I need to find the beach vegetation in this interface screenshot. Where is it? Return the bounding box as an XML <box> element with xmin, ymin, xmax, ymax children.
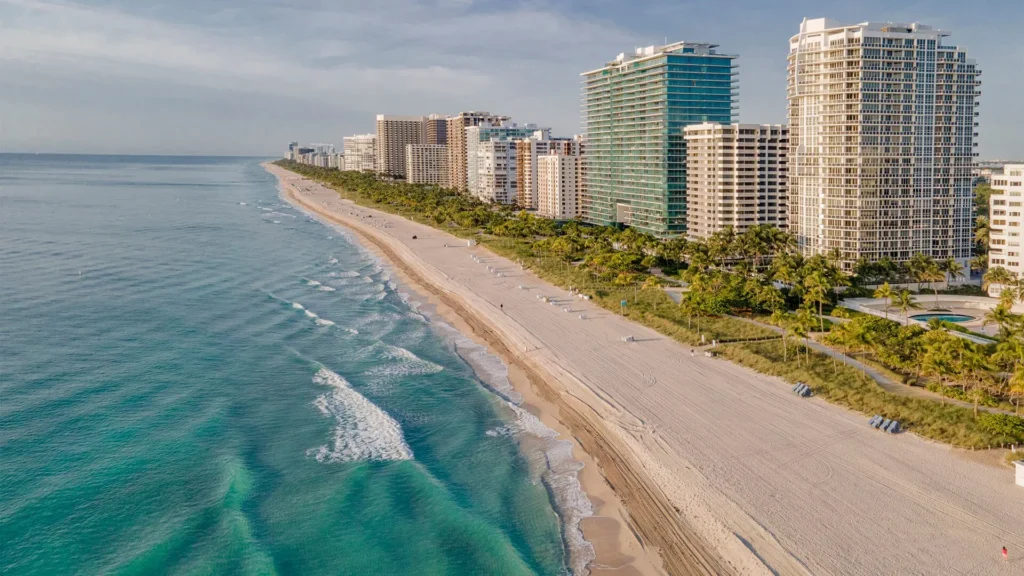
<box><xmin>277</xmin><ymin>160</ymin><xmax>1024</xmax><ymax>448</ymax></box>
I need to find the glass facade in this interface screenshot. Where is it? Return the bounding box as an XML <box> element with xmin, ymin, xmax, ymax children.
<box><xmin>582</xmin><ymin>43</ymin><xmax>737</xmax><ymax>237</ymax></box>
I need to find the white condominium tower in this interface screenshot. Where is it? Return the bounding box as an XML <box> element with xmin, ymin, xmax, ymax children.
<box><xmin>536</xmin><ymin>151</ymin><xmax>580</xmax><ymax>219</ymax></box>
<box><xmin>343</xmin><ymin>134</ymin><xmax>377</xmax><ymax>172</ymax></box>
<box><xmin>376</xmin><ymin>115</ymin><xmax>427</xmax><ymax>178</ymax></box>
<box><xmin>406</xmin><ymin>144</ymin><xmax>448</xmax><ymax>186</ymax></box>
<box><xmin>684</xmin><ymin>123</ymin><xmax>788</xmax><ymax>239</ymax></box>
<box><xmin>788</xmin><ymin>19</ymin><xmax>981</xmax><ymax>269</ymax></box>
<box><xmin>988</xmin><ymin>165</ymin><xmax>1024</xmax><ymax>296</ymax></box>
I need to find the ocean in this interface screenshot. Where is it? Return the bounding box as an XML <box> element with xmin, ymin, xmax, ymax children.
<box><xmin>0</xmin><ymin>155</ymin><xmax>591</xmax><ymax>575</ymax></box>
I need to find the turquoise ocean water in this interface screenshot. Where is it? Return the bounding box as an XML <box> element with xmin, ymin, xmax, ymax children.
<box><xmin>0</xmin><ymin>155</ymin><xmax>591</xmax><ymax>575</ymax></box>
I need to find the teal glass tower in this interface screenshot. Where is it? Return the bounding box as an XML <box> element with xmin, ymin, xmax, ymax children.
<box><xmin>581</xmin><ymin>42</ymin><xmax>738</xmax><ymax>237</ymax></box>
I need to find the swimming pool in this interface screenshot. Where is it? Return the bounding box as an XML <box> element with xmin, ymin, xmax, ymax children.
<box><xmin>910</xmin><ymin>313</ymin><xmax>975</xmax><ymax>323</ymax></box>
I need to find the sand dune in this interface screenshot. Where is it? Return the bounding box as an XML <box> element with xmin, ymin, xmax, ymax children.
<box><xmin>267</xmin><ymin>164</ymin><xmax>1024</xmax><ymax>576</ymax></box>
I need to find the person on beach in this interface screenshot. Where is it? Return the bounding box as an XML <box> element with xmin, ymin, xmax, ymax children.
<box><xmin>500</xmin><ymin>303</ymin><xmax>504</xmax><ymax>312</ymax></box>
<box><xmin>1004</xmin><ymin>546</ymin><xmax>1009</xmax><ymax>563</ymax></box>
<box><xmin>690</xmin><ymin>349</ymin><xmax>694</xmax><ymax>357</ymax></box>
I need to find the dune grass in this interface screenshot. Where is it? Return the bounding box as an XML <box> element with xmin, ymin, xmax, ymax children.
<box><xmin>718</xmin><ymin>340</ymin><xmax>1024</xmax><ymax>448</ymax></box>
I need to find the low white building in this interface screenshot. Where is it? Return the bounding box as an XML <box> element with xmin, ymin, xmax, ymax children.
<box><xmin>988</xmin><ymin>164</ymin><xmax>1024</xmax><ymax>296</ymax></box>
<box><xmin>536</xmin><ymin>151</ymin><xmax>579</xmax><ymax>219</ymax></box>
<box><xmin>343</xmin><ymin>134</ymin><xmax>377</xmax><ymax>172</ymax></box>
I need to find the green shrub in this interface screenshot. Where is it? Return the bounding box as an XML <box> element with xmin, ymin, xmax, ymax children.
<box><xmin>977</xmin><ymin>413</ymin><xmax>1024</xmax><ymax>442</ymax></box>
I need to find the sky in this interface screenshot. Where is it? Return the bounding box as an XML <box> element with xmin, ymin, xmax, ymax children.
<box><xmin>1</xmin><ymin>0</ymin><xmax>1021</xmax><ymax>158</ymax></box>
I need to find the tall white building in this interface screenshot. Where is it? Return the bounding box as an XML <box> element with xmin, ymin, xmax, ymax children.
<box><xmin>467</xmin><ymin>122</ymin><xmax>550</xmax><ymax>204</ymax></box>
<box><xmin>537</xmin><ymin>151</ymin><xmax>580</xmax><ymax>219</ymax></box>
<box><xmin>343</xmin><ymin>134</ymin><xmax>378</xmax><ymax>172</ymax></box>
<box><xmin>988</xmin><ymin>165</ymin><xmax>1024</xmax><ymax>296</ymax></box>
<box><xmin>684</xmin><ymin>123</ymin><xmax>789</xmax><ymax>239</ymax></box>
<box><xmin>788</xmin><ymin>18</ymin><xmax>981</xmax><ymax>269</ymax></box>
<box><xmin>376</xmin><ymin>115</ymin><xmax>427</xmax><ymax>178</ymax></box>
<box><xmin>406</xmin><ymin>144</ymin><xmax>448</xmax><ymax>186</ymax></box>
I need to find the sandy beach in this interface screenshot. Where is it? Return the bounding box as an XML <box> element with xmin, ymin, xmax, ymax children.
<box><xmin>267</xmin><ymin>163</ymin><xmax>1024</xmax><ymax>576</ymax></box>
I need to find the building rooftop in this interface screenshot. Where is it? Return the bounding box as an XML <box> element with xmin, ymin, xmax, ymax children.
<box><xmin>582</xmin><ymin>40</ymin><xmax>736</xmax><ymax>76</ymax></box>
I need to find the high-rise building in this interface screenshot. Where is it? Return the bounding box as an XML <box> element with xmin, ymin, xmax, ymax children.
<box><xmin>684</xmin><ymin>123</ymin><xmax>789</xmax><ymax>239</ymax></box>
<box><xmin>446</xmin><ymin>111</ymin><xmax>510</xmax><ymax>192</ymax></box>
<box><xmin>581</xmin><ymin>41</ymin><xmax>738</xmax><ymax>237</ymax></box>
<box><xmin>988</xmin><ymin>165</ymin><xmax>1024</xmax><ymax>296</ymax></box>
<box><xmin>376</xmin><ymin>115</ymin><xmax>427</xmax><ymax>178</ymax></box>
<box><xmin>406</xmin><ymin>144</ymin><xmax>448</xmax><ymax>186</ymax></box>
<box><xmin>467</xmin><ymin>122</ymin><xmax>550</xmax><ymax>204</ymax></box>
<box><xmin>537</xmin><ymin>151</ymin><xmax>580</xmax><ymax>219</ymax></box>
<box><xmin>516</xmin><ymin>134</ymin><xmax>578</xmax><ymax>209</ymax></box>
<box><xmin>343</xmin><ymin>134</ymin><xmax>378</xmax><ymax>172</ymax></box>
<box><xmin>426</xmin><ymin>114</ymin><xmax>448</xmax><ymax>145</ymax></box>
<box><xmin>788</xmin><ymin>19</ymin><xmax>981</xmax><ymax>269</ymax></box>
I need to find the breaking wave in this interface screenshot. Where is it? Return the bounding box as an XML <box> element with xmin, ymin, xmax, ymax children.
<box><xmin>307</xmin><ymin>368</ymin><xmax>413</xmax><ymax>463</ymax></box>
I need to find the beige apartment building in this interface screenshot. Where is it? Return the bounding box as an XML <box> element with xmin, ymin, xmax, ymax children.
<box><xmin>537</xmin><ymin>151</ymin><xmax>580</xmax><ymax>219</ymax></box>
<box><xmin>376</xmin><ymin>115</ymin><xmax>427</xmax><ymax>178</ymax></box>
<box><xmin>516</xmin><ymin>135</ymin><xmax>580</xmax><ymax>209</ymax></box>
<box><xmin>445</xmin><ymin>111</ymin><xmax>509</xmax><ymax>192</ymax></box>
<box><xmin>342</xmin><ymin>134</ymin><xmax>377</xmax><ymax>172</ymax></box>
<box><xmin>684</xmin><ymin>123</ymin><xmax>789</xmax><ymax>239</ymax></box>
<box><xmin>988</xmin><ymin>165</ymin><xmax>1024</xmax><ymax>296</ymax></box>
<box><xmin>788</xmin><ymin>18</ymin><xmax>981</xmax><ymax>269</ymax></box>
<box><xmin>406</xmin><ymin>144</ymin><xmax>448</xmax><ymax>186</ymax></box>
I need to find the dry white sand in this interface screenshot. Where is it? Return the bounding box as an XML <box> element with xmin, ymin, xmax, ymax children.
<box><xmin>269</xmin><ymin>164</ymin><xmax>1024</xmax><ymax>576</ymax></box>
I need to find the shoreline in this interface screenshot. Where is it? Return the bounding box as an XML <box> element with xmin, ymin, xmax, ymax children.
<box><xmin>265</xmin><ymin>163</ymin><xmax>1024</xmax><ymax>576</ymax></box>
<box><xmin>267</xmin><ymin>163</ymin><xmax>669</xmax><ymax>575</ymax></box>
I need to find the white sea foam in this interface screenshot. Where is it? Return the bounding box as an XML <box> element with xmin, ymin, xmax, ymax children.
<box><xmin>307</xmin><ymin>279</ymin><xmax>322</xmax><ymax>287</ymax></box>
<box><xmin>239</xmin><ymin>202</ymin><xmax>248</xmax><ymax>206</ymax></box>
<box><xmin>317</xmin><ymin>285</ymin><xmax>336</xmax><ymax>292</ymax></box>
<box><xmin>338</xmin><ymin>271</ymin><xmax>360</xmax><ymax>278</ymax></box>
<box><xmin>315</xmin><ymin>318</ymin><xmax>335</xmax><ymax>327</ymax></box>
<box><xmin>365</xmin><ymin>345</ymin><xmax>444</xmax><ymax>379</ymax></box>
<box><xmin>424</xmin><ymin>312</ymin><xmax>595</xmax><ymax>574</ymax></box>
<box><xmin>261</xmin><ymin>207</ymin><xmax>273</xmax><ymax>211</ymax></box>
<box><xmin>328</xmin><ymin>257</ymin><xmax>339</xmax><ymax>265</ymax></box>
<box><xmin>345</xmin><ymin>328</ymin><xmax>359</xmax><ymax>335</ymax></box>
<box><xmin>304</xmin><ymin>309</ymin><xmax>318</xmax><ymax>319</ymax></box>
<box><xmin>272</xmin><ymin>220</ymin><xmax>281</xmax><ymax>224</ymax></box>
<box><xmin>292</xmin><ymin>302</ymin><xmax>305</xmax><ymax>310</ymax></box>
<box><xmin>307</xmin><ymin>368</ymin><xmax>413</xmax><ymax>463</ymax></box>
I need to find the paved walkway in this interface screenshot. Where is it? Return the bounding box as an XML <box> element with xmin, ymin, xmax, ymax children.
<box><xmin>727</xmin><ymin>315</ymin><xmax>1017</xmax><ymax>416</ymax></box>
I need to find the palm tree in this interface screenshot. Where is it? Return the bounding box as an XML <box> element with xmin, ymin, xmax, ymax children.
<box><xmin>873</xmin><ymin>282</ymin><xmax>894</xmax><ymax>320</ymax></box>
<box><xmin>958</xmin><ymin>347</ymin><xmax>992</xmax><ymax>418</ymax></box>
<box><xmin>941</xmin><ymin>258</ymin><xmax>965</xmax><ymax>287</ymax></box>
<box><xmin>771</xmin><ymin>309</ymin><xmax>790</xmax><ymax>362</ymax></box>
<box><xmin>794</xmin><ymin>307</ymin><xmax>816</xmax><ymax>363</ymax></box>
<box><xmin>907</xmin><ymin>252</ymin><xmax>933</xmax><ymax>291</ymax></box>
<box><xmin>974</xmin><ymin>215</ymin><xmax>990</xmax><ymax>251</ymax></box>
<box><xmin>923</xmin><ymin>263</ymin><xmax>946</xmax><ymax>307</ymax></box>
<box><xmin>983</xmin><ymin>266</ymin><xmax>1017</xmax><ymax>294</ymax></box>
<box><xmin>893</xmin><ymin>290</ymin><xmax>921</xmax><ymax>324</ymax></box>
<box><xmin>969</xmin><ymin>255</ymin><xmax>988</xmax><ymax>277</ymax></box>
<box><xmin>983</xmin><ymin>303</ymin><xmax>1018</xmax><ymax>338</ymax></box>
<box><xmin>1009</xmin><ymin>365</ymin><xmax>1024</xmax><ymax>415</ymax></box>
<box><xmin>803</xmin><ymin>270</ymin><xmax>832</xmax><ymax>332</ymax></box>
